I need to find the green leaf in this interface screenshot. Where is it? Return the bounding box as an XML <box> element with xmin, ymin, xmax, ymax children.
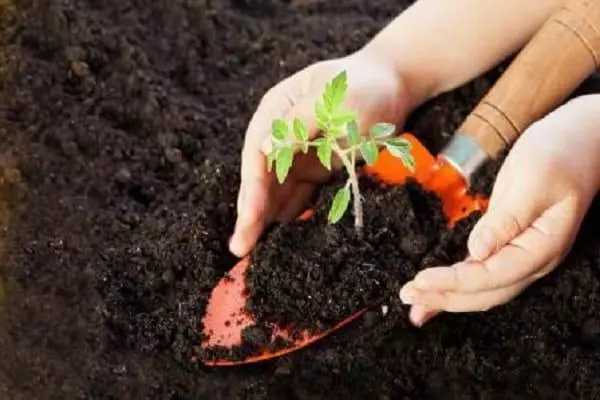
<box><xmin>328</xmin><ymin>186</ymin><xmax>351</xmax><ymax>224</ymax></box>
<box><xmin>331</xmin><ymin>109</ymin><xmax>355</xmax><ymax>127</ymax></box>
<box><xmin>370</xmin><ymin>122</ymin><xmax>395</xmax><ymax>139</ymax></box>
<box><xmin>272</xmin><ymin>119</ymin><xmax>288</xmax><ymax>141</ymax></box>
<box><xmin>316</xmin><ymin>118</ymin><xmax>328</xmax><ymax>132</ymax></box>
<box><xmin>399</xmin><ymin>152</ymin><xmax>416</xmax><ymax>172</ymax></box>
<box><xmin>385</xmin><ymin>137</ymin><xmax>412</xmax><ymax>150</ymax></box>
<box><xmin>275</xmin><ymin>147</ymin><xmax>294</xmax><ymax>183</ymax></box>
<box><xmin>385</xmin><ymin>141</ymin><xmax>416</xmax><ymax>171</ymax></box>
<box><xmin>323</xmin><ymin>71</ymin><xmax>348</xmax><ymax>111</ymax></box>
<box><xmin>316</xmin><ymin>139</ymin><xmax>332</xmax><ymax>170</ymax></box>
<box><xmin>293</xmin><ymin>118</ymin><xmax>309</xmax><ymax>141</ymax></box>
<box><xmin>359</xmin><ymin>140</ymin><xmax>378</xmax><ymax>166</ymax></box>
<box><xmin>347</xmin><ymin>120</ymin><xmax>361</xmax><ymax>146</ymax></box>
<box><xmin>315</xmin><ymin>101</ymin><xmax>329</xmax><ymax>122</ymax></box>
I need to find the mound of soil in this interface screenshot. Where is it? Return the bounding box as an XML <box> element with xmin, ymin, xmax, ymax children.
<box><xmin>1</xmin><ymin>0</ymin><xmax>599</xmax><ymax>399</ymax></box>
<box><xmin>245</xmin><ymin>178</ymin><xmax>451</xmax><ymax>335</ymax></box>
<box><xmin>200</xmin><ymin>177</ymin><xmax>485</xmax><ymax>363</ymax></box>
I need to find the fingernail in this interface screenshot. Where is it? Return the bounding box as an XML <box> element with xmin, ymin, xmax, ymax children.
<box><xmin>399</xmin><ymin>284</ymin><xmax>419</xmax><ymax>304</ymax></box>
<box><xmin>228</xmin><ymin>232</ymin><xmax>247</xmax><ymax>257</ymax></box>
<box><xmin>409</xmin><ymin>305</ymin><xmax>426</xmax><ymax>327</ymax></box>
<box><xmin>410</xmin><ymin>305</ymin><xmax>439</xmax><ymax>327</ymax></box>
<box><xmin>419</xmin><ymin>313</ymin><xmax>436</xmax><ymax>327</ymax></box>
<box><xmin>470</xmin><ymin>228</ymin><xmax>496</xmax><ymax>260</ymax></box>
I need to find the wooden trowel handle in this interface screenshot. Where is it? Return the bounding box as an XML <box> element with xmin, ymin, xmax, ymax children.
<box><xmin>459</xmin><ymin>0</ymin><xmax>600</xmax><ymax>158</ymax></box>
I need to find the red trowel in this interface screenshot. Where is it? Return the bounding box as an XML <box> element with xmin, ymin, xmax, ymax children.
<box><xmin>200</xmin><ymin>0</ymin><xmax>600</xmax><ymax>366</ymax></box>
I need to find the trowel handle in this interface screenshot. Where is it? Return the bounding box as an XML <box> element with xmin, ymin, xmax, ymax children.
<box><xmin>459</xmin><ymin>0</ymin><xmax>600</xmax><ymax>158</ymax></box>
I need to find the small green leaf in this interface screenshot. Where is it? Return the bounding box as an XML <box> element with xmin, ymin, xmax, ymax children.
<box><xmin>315</xmin><ymin>101</ymin><xmax>329</xmax><ymax>131</ymax></box>
<box><xmin>316</xmin><ymin>139</ymin><xmax>332</xmax><ymax>170</ymax></box>
<box><xmin>401</xmin><ymin>153</ymin><xmax>416</xmax><ymax>172</ymax></box>
<box><xmin>293</xmin><ymin>118</ymin><xmax>309</xmax><ymax>141</ymax></box>
<box><xmin>385</xmin><ymin>141</ymin><xmax>416</xmax><ymax>171</ymax></box>
<box><xmin>275</xmin><ymin>147</ymin><xmax>294</xmax><ymax>183</ymax></box>
<box><xmin>316</xmin><ymin>118</ymin><xmax>328</xmax><ymax>132</ymax></box>
<box><xmin>331</xmin><ymin>109</ymin><xmax>355</xmax><ymax>126</ymax></box>
<box><xmin>328</xmin><ymin>186</ymin><xmax>351</xmax><ymax>224</ymax></box>
<box><xmin>359</xmin><ymin>140</ymin><xmax>378</xmax><ymax>166</ymax></box>
<box><xmin>315</xmin><ymin>100</ymin><xmax>328</xmax><ymax>120</ymax></box>
<box><xmin>347</xmin><ymin>120</ymin><xmax>361</xmax><ymax>146</ymax></box>
<box><xmin>399</xmin><ymin>152</ymin><xmax>416</xmax><ymax>172</ymax></box>
<box><xmin>370</xmin><ymin>122</ymin><xmax>395</xmax><ymax>139</ymax></box>
<box><xmin>385</xmin><ymin>137</ymin><xmax>412</xmax><ymax>150</ymax></box>
<box><xmin>323</xmin><ymin>71</ymin><xmax>348</xmax><ymax>111</ymax></box>
<box><xmin>272</xmin><ymin>119</ymin><xmax>288</xmax><ymax>141</ymax></box>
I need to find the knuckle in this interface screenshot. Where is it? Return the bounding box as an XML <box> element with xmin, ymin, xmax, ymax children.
<box><xmin>259</xmin><ymin>87</ymin><xmax>278</xmax><ymax>107</ymax></box>
<box><xmin>453</xmin><ymin>265</ymin><xmax>471</xmax><ymax>291</ymax></box>
<box><xmin>496</xmin><ymin>211</ymin><xmax>524</xmax><ymax>240</ymax></box>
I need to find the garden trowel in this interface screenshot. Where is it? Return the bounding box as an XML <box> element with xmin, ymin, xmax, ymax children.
<box><xmin>200</xmin><ymin>0</ymin><xmax>600</xmax><ymax>366</ymax></box>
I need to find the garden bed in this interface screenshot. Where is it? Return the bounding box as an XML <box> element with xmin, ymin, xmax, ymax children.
<box><xmin>1</xmin><ymin>0</ymin><xmax>600</xmax><ymax>399</ymax></box>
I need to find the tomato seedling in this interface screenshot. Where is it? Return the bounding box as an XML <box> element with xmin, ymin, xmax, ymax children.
<box><xmin>266</xmin><ymin>70</ymin><xmax>415</xmax><ymax>233</ymax></box>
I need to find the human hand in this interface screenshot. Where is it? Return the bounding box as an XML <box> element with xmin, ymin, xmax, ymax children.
<box><xmin>399</xmin><ymin>95</ymin><xmax>600</xmax><ymax>326</ymax></box>
<box><xmin>229</xmin><ymin>49</ymin><xmax>416</xmax><ymax>257</ymax></box>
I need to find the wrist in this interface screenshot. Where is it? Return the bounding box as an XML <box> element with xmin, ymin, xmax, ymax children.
<box><xmin>354</xmin><ymin>43</ymin><xmax>434</xmax><ymax>117</ymax></box>
<box><xmin>560</xmin><ymin>94</ymin><xmax>600</xmax><ymax>194</ymax></box>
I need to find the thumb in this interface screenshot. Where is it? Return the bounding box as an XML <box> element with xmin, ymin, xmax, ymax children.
<box><xmin>467</xmin><ymin>182</ymin><xmax>542</xmax><ymax>261</ymax></box>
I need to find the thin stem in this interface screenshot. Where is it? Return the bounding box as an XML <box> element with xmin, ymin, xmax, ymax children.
<box><xmin>333</xmin><ymin>143</ymin><xmax>363</xmax><ymax>235</ymax></box>
<box><xmin>349</xmin><ymin>147</ymin><xmax>363</xmax><ymax>235</ymax></box>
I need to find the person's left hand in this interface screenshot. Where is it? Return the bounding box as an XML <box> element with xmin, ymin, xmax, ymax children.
<box><xmin>398</xmin><ymin>94</ymin><xmax>600</xmax><ymax>327</ymax></box>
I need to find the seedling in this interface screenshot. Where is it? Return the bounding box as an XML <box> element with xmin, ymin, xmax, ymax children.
<box><xmin>266</xmin><ymin>70</ymin><xmax>416</xmax><ymax>233</ymax></box>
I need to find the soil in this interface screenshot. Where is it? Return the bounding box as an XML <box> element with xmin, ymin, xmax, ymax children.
<box><xmin>244</xmin><ymin>178</ymin><xmax>452</xmax><ymax>334</ymax></box>
<box><xmin>248</xmin><ymin>179</ymin><xmax>474</xmax><ymax>332</ymax></box>
<box><xmin>200</xmin><ymin>177</ymin><xmax>483</xmax><ymax>362</ymax></box>
<box><xmin>0</xmin><ymin>0</ymin><xmax>599</xmax><ymax>399</ymax></box>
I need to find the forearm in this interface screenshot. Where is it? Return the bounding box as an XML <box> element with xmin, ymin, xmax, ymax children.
<box><xmin>360</xmin><ymin>0</ymin><xmax>564</xmax><ymax>112</ymax></box>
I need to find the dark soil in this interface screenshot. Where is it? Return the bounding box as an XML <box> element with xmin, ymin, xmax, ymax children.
<box><xmin>200</xmin><ymin>177</ymin><xmax>482</xmax><ymax>362</ymax></box>
<box><xmin>0</xmin><ymin>0</ymin><xmax>599</xmax><ymax>399</ymax></box>
<box><xmin>245</xmin><ymin>178</ymin><xmax>476</xmax><ymax>336</ymax></box>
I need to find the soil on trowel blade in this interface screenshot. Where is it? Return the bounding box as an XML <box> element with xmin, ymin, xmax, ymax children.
<box><xmin>200</xmin><ymin>176</ymin><xmax>483</xmax><ymax>362</ymax></box>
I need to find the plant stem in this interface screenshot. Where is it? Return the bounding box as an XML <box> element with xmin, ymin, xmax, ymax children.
<box><xmin>333</xmin><ymin>143</ymin><xmax>363</xmax><ymax>236</ymax></box>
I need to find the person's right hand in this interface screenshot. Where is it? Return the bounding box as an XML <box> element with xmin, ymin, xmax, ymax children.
<box><xmin>229</xmin><ymin>49</ymin><xmax>415</xmax><ymax>257</ymax></box>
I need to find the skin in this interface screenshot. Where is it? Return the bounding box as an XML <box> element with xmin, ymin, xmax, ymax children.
<box><xmin>229</xmin><ymin>0</ymin><xmax>600</xmax><ymax>325</ymax></box>
<box><xmin>230</xmin><ymin>0</ymin><xmax>563</xmax><ymax>257</ymax></box>
<box><xmin>401</xmin><ymin>94</ymin><xmax>600</xmax><ymax>325</ymax></box>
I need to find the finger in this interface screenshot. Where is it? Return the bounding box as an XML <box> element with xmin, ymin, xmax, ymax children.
<box><xmin>411</xmin><ymin>200</ymin><xmax>574</xmax><ymax>293</ymax></box>
<box><xmin>411</xmin><ymin>231</ymin><xmax>547</xmax><ymax>293</ymax></box>
<box><xmin>232</xmin><ymin>85</ymin><xmax>324</xmax><ymax>256</ymax></box>
<box><xmin>276</xmin><ymin>182</ymin><xmax>315</xmax><ymax>223</ymax></box>
<box><xmin>229</xmin><ymin>156</ymin><xmax>272</xmax><ymax>257</ymax></box>
<box><xmin>467</xmin><ymin>187</ymin><xmax>541</xmax><ymax>261</ymax></box>
<box><xmin>464</xmin><ymin>149</ymin><xmax>548</xmax><ymax>262</ymax></box>
<box><xmin>231</xmin><ymin>88</ymin><xmax>291</xmax><ymax>256</ymax></box>
<box><xmin>408</xmin><ymin>305</ymin><xmax>441</xmax><ymax>327</ymax></box>
<box><xmin>400</xmin><ymin>279</ymin><xmax>529</xmax><ymax>313</ymax></box>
